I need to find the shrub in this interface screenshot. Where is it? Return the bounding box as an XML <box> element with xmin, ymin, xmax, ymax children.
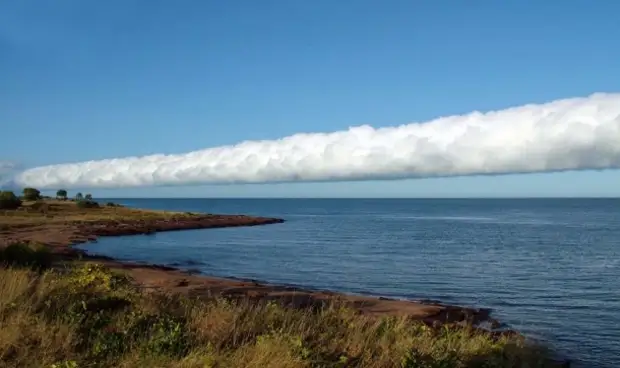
<box><xmin>22</xmin><ymin>187</ymin><xmax>41</xmax><ymax>201</ymax></box>
<box><xmin>0</xmin><ymin>190</ymin><xmax>22</xmax><ymax>209</ymax></box>
<box><xmin>75</xmin><ymin>192</ymin><xmax>84</xmax><ymax>201</ymax></box>
<box><xmin>0</xmin><ymin>242</ymin><xmax>53</xmax><ymax>270</ymax></box>
<box><xmin>66</xmin><ymin>262</ymin><xmax>131</xmax><ymax>293</ymax></box>
<box><xmin>85</xmin><ymin>193</ymin><xmax>93</xmax><ymax>201</ymax></box>
<box><xmin>76</xmin><ymin>200</ymin><xmax>99</xmax><ymax>209</ymax></box>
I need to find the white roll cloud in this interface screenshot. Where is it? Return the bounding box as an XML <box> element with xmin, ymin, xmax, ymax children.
<box><xmin>9</xmin><ymin>93</ymin><xmax>620</xmax><ymax>189</ymax></box>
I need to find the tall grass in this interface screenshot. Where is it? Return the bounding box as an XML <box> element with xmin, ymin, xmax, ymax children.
<box><xmin>0</xmin><ymin>260</ymin><xmax>558</xmax><ymax>367</ymax></box>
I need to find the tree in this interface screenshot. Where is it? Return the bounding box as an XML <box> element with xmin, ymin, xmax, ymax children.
<box><xmin>0</xmin><ymin>191</ymin><xmax>22</xmax><ymax>209</ymax></box>
<box><xmin>75</xmin><ymin>192</ymin><xmax>83</xmax><ymax>201</ymax></box>
<box><xmin>22</xmin><ymin>187</ymin><xmax>41</xmax><ymax>201</ymax></box>
<box><xmin>85</xmin><ymin>193</ymin><xmax>93</xmax><ymax>201</ymax></box>
<box><xmin>56</xmin><ymin>189</ymin><xmax>68</xmax><ymax>200</ymax></box>
<box><xmin>76</xmin><ymin>199</ymin><xmax>99</xmax><ymax>209</ymax></box>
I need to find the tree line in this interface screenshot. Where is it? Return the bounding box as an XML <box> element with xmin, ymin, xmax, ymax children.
<box><xmin>54</xmin><ymin>189</ymin><xmax>92</xmax><ymax>202</ymax></box>
<box><xmin>0</xmin><ymin>188</ymin><xmax>95</xmax><ymax>210</ymax></box>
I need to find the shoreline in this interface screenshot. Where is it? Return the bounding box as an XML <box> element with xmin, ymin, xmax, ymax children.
<box><xmin>0</xmin><ymin>199</ymin><xmax>573</xmax><ymax>366</ymax></box>
<box><xmin>73</xmin><ymin>215</ymin><xmax>512</xmax><ymax>332</ymax></box>
<box><xmin>74</xmin><ymin>249</ymin><xmax>506</xmax><ymax>329</ymax></box>
<box><xmin>0</xmin><ymin>201</ymin><xmax>525</xmax><ymax>335</ymax></box>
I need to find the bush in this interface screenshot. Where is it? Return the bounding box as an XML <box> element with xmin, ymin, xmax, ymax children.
<box><xmin>0</xmin><ymin>190</ymin><xmax>22</xmax><ymax>209</ymax></box>
<box><xmin>22</xmin><ymin>187</ymin><xmax>41</xmax><ymax>201</ymax></box>
<box><xmin>76</xmin><ymin>200</ymin><xmax>100</xmax><ymax>209</ymax></box>
<box><xmin>0</xmin><ymin>243</ymin><xmax>53</xmax><ymax>270</ymax></box>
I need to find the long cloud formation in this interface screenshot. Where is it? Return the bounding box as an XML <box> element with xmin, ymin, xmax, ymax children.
<box><xmin>9</xmin><ymin>93</ymin><xmax>620</xmax><ymax>189</ymax></box>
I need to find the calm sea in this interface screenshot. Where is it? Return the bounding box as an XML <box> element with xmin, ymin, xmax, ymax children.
<box><xmin>78</xmin><ymin>198</ymin><xmax>620</xmax><ymax>367</ymax></box>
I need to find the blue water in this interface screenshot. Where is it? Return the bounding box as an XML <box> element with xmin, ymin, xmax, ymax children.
<box><xmin>78</xmin><ymin>198</ymin><xmax>620</xmax><ymax>367</ymax></box>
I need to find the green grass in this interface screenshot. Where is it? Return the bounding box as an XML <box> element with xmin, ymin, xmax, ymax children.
<box><xmin>0</xmin><ymin>252</ymin><xmax>560</xmax><ymax>368</ymax></box>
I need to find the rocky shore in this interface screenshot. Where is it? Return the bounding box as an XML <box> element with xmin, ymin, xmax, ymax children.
<box><xmin>75</xmin><ymin>214</ymin><xmax>285</xmax><ymax>237</ymax></box>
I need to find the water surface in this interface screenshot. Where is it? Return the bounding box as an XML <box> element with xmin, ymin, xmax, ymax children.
<box><xmin>79</xmin><ymin>198</ymin><xmax>620</xmax><ymax>367</ymax></box>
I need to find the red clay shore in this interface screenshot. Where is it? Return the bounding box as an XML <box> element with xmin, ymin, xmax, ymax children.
<box><xmin>1</xmin><ymin>203</ymin><xmax>508</xmax><ymax>334</ymax></box>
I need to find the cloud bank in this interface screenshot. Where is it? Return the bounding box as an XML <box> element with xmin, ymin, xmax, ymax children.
<box><xmin>9</xmin><ymin>93</ymin><xmax>620</xmax><ymax>189</ymax></box>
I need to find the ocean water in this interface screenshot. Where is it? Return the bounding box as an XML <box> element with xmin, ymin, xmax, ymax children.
<box><xmin>78</xmin><ymin>198</ymin><xmax>620</xmax><ymax>367</ymax></box>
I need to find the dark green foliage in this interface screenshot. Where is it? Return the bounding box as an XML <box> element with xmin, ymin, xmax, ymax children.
<box><xmin>89</xmin><ymin>328</ymin><xmax>127</xmax><ymax>360</ymax></box>
<box><xmin>22</xmin><ymin>187</ymin><xmax>41</xmax><ymax>201</ymax></box>
<box><xmin>76</xmin><ymin>200</ymin><xmax>100</xmax><ymax>209</ymax></box>
<box><xmin>85</xmin><ymin>193</ymin><xmax>93</xmax><ymax>201</ymax></box>
<box><xmin>0</xmin><ymin>190</ymin><xmax>22</xmax><ymax>209</ymax></box>
<box><xmin>144</xmin><ymin>315</ymin><xmax>190</xmax><ymax>356</ymax></box>
<box><xmin>75</xmin><ymin>192</ymin><xmax>84</xmax><ymax>201</ymax></box>
<box><xmin>57</xmin><ymin>189</ymin><xmax>68</xmax><ymax>200</ymax></box>
<box><xmin>0</xmin><ymin>243</ymin><xmax>53</xmax><ymax>270</ymax></box>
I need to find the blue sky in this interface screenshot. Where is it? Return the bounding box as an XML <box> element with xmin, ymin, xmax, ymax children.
<box><xmin>1</xmin><ymin>0</ymin><xmax>619</xmax><ymax>198</ymax></box>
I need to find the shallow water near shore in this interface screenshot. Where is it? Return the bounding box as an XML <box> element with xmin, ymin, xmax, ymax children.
<box><xmin>77</xmin><ymin>198</ymin><xmax>620</xmax><ymax>367</ymax></box>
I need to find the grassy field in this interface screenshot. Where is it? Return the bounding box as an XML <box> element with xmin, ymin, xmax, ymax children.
<box><xmin>0</xmin><ymin>245</ymin><xmax>557</xmax><ymax>368</ymax></box>
<box><xmin>0</xmin><ymin>200</ymin><xmax>194</xmax><ymax>228</ymax></box>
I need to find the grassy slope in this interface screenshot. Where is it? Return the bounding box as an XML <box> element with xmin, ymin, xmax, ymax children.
<box><xmin>1</xmin><ymin>200</ymin><xmax>192</xmax><ymax>228</ymax></box>
<box><xmin>0</xmin><ymin>246</ymin><xmax>555</xmax><ymax>368</ymax></box>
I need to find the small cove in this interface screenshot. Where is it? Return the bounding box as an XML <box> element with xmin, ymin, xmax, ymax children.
<box><xmin>77</xmin><ymin>198</ymin><xmax>620</xmax><ymax>368</ymax></box>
